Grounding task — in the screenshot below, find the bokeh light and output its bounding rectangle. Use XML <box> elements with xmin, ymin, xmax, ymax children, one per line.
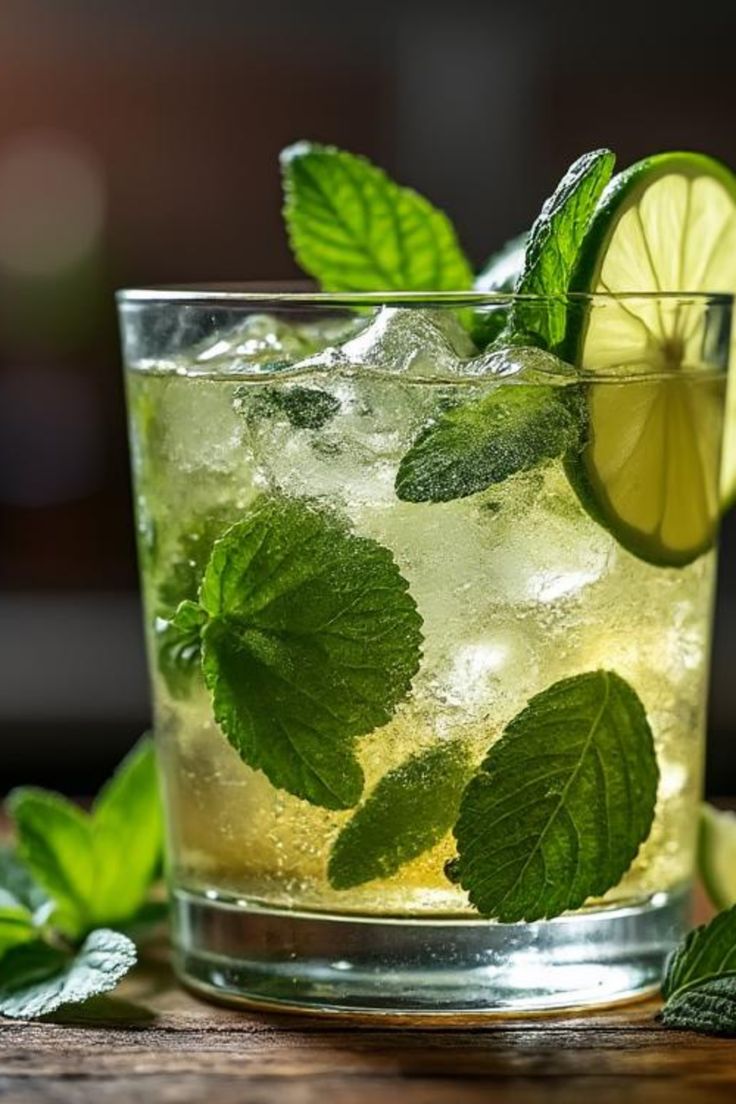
<box><xmin>0</xmin><ymin>130</ymin><xmax>105</xmax><ymax>279</ymax></box>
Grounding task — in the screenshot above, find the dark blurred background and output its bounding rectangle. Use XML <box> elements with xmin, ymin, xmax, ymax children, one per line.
<box><xmin>1</xmin><ymin>0</ymin><xmax>735</xmax><ymax>793</ymax></box>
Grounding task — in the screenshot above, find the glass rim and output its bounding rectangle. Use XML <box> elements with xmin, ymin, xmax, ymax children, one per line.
<box><xmin>116</xmin><ymin>283</ymin><xmax>734</xmax><ymax>309</ymax></box>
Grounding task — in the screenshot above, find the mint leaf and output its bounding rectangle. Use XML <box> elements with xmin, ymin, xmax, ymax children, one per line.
<box><xmin>8</xmin><ymin>738</ymin><xmax>163</xmax><ymax>938</ymax></box>
<box><xmin>0</xmin><ymin>929</ymin><xmax>136</xmax><ymax>1020</ymax></box>
<box><xmin>90</xmin><ymin>738</ymin><xmax>163</xmax><ymax>924</ymax></box>
<box><xmin>200</xmin><ymin>494</ymin><xmax>423</xmax><ymax>809</ymax></box>
<box><xmin>7</xmin><ymin>790</ymin><xmax>95</xmax><ymax>938</ymax></box>
<box><xmin>395</xmin><ymin>378</ymin><xmax>580</xmax><ymax>503</ymax></box>
<box><xmin>512</xmin><ymin>149</ymin><xmax>615</xmax><ymax>348</ymax></box>
<box><xmin>663</xmin><ymin>906</ymin><xmax>736</xmax><ymax>1000</ymax></box>
<box><xmin>0</xmin><ymin>850</ymin><xmax>52</xmax><ymax>953</ymax></box>
<box><xmin>328</xmin><ymin>742</ymin><xmax>474</xmax><ymax>889</ymax></box>
<box><xmin>661</xmin><ymin>977</ymin><xmax>736</xmax><ymax>1036</ymax></box>
<box><xmin>659</xmin><ymin>908</ymin><xmax>736</xmax><ymax>1035</ymax></box>
<box><xmin>250</xmin><ymin>385</ymin><xmax>341</xmax><ymax>431</ymax></box>
<box><xmin>452</xmin><ymin>670</ymin><xmax>658</xmax><ymax>922</ymax></box>
<box><xmin>281</xmin><ymin>141</ymin><xmax>473</xmax><ymax>292</ymax></box>
<box><xmin>155</xmin><ymin>508</ymin><xmax>235</xmax><ymax>698</ymax></box>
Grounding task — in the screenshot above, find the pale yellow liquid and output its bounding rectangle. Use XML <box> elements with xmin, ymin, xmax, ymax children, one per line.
<box><xmin>128</xmin><ymin>366</ymin><xmax>720</xmax><ymax>917</ymax></box>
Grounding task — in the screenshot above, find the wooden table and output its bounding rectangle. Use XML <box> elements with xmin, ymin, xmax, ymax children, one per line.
<box><xmin>2</xmin><ymin>901</ymin><xmax>735</xmax><ymax>1104</ymax></box>
<box><xmin>0</xmin><ymin>787</ymin><xmax>733</xmax><ymax>1104</ymax></box>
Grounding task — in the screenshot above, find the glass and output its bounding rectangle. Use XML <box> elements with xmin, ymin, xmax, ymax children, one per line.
<box><xmin>118</xmin><ymin>288</ymin><xmax>731</xmax><ymax>1015</ymax></box>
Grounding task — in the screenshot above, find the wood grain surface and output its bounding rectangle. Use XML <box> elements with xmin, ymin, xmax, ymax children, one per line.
<box><xmin>0</xmin><ymin>857</ymin><xmax>734</xmax><ymax>1101</ymax></box>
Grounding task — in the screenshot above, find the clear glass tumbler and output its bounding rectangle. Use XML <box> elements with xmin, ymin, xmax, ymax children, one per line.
<box><xmin>118</xmin><ymin>289</ymin><xmax>731</xmax><ymax>1015</ymax></box>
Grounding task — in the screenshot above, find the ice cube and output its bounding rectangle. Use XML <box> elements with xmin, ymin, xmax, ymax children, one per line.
<box><xmin>483</xmin><ymin>466</ymin><xmax>613</xmax><ymax>606</ymax></box>
<box><xmin>190</xmin><ymin>314</ymin><xmax>358</xmax><ymax>376</ymax></box>
<box><xmin>463</xmin><ymin>344</ymin><xmax>575</xmax><ymax>381</ymax></box>
<box><xmin>298</xmin><ymin>306</ymin><xmax>476</xmax><ymax>378</ymax></box>
<box><xmin>248</xmin><ymin>308</ymin><xmax>480</xmax><ymax>506</ymax></box>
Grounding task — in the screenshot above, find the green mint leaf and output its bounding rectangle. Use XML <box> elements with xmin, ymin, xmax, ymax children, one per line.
<box><xmin>452</xmin><ymin>670</ymin><xmax>658</xmax><ymax>921</ymax></box>
<box><xmin>281</xmin><ymin>141</ymin><xmax>473</xmax><ymax>292</ymax></box>
<box><xmin>660</xmin><ymin>908</ymin><xmax>736</xmax><ymax>1034</ymax></box>
<box><xmin>328</xmin><ymin>742</ymin><xmax>474</xmax><ymax>889</ymax></box>
<box><xmin>0</xmin><ymin>929</ymin><xmax>136</xmax><ymax>1020</ymax></box>
<box><xmin>0</xmin><ymin>850</ymin><xmax>52</xmax><ymax>953</ymax></box>
<box><xmin>7</xmin><ymin>789</ymin><xmax>95</xmax><ymax>939</ymax></box>
<box><xmin>90</xmin><ymin>737</ymin><xmax>164</xmax><ymax>924</ymax></box>
<box><xmin>199</xmin><ymin>493</ymin><xmax>423</xmax><ymax>810</ymax></box>
<box><xmin>663</xmin><ymin>906</ymin><xmax>736</xmax><ymax>1000</ymax></box>
<box><xmin>661</xmin><ymin>976</ymin><xmax>736</xmax><ymax>1036</ymax></box>
<box><xmin>513</xmin><ymin>149</ymin><xmax>615</xmax><ymax>348</ymax></box>
<box><xmin>7</xmin><ymin>739</ymin><xmax>163</xmax><ymax>938</ymax></box>
<box><xmin>395</xmin><ymin>378</ymin><xmax>580</xmax><ymax>503</ymax></box>
<box><xmin>155</xmin><ymin>508</ymin><xmax>235</xmax><ymax>699</ymax></box>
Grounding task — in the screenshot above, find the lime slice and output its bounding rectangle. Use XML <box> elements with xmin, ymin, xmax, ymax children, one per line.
<box><xmin>699</xmin><ymin>802</ymin><xmax>736</xmax><ymax>910</ymax></box>
<box><xmin>566</xmin><ymin>152</ymin><xmax>736</xmax><ymax>566</ymax></box>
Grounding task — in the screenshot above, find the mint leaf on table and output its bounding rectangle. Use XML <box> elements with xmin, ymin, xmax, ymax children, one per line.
<box><xmin>199</xmin><ymin>493</ymin><xmax>423</xmax><ymax>810</ymax></box>
<box><xmin>663</xmin><ymin>906</ymin><xmax>736</xmax><ymax>999</ymax></box>
<box><xmin>89</xmin><ymin>739</ymin><xmax>164</xmax><ymax>924</ymax></box>
<box><xmin>395</xmin><ymin>379</ymin><xmax>580</xmax><ymax>503</ymax></box>
<box><xmin>660</xmin><ymin>907</ymin><xmax>736</xmax><ymax>1035</ymax></box>
<box><xmin>155</xmin><ymin>508</ymin><xmax>235</xmax><ymax>699</ymax></box>
<box><xmin>328</xmin><ymin>742</ymin><xmax>473</xmax><ymax>889</ymax></box>
<box><xmin>661</xmin><ymin>977</ymin><xmax>736</xmax><ymax>1036</ymax></box>
<box><xmin>8</xmin><ymin>737</ymin><xmax>163</xmax><ymax>939</ymax></box>
<box><xmin>6</xmin><ymin>790</ymin><xmax>95</xmax><ymax>939</ymax></box>
<box><xmin>281</xmin><ymin>141</ymin><xmax>473</xmax><ymax>292</ymax></box>
<box><xmin>511</xmin><ymin>149</ymin><xmax>615</xmax><ymax>349</ymax></box>
<box><xmin>452</xmin><ymin>670</ymin><xmax>658</xmax><ymax>922</ymax></box>
<box><xmin>0</xmin><ymin>929</ymin><xmax>136</xmax><ymax>1021</ymax></box>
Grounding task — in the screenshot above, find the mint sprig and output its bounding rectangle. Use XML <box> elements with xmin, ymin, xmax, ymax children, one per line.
<box><xmin>328</xmin><ymin>742</ymin><xmax>473</xmax><ymax>890</ymax></box>
<box><xmin>200</xmin><ymin>494</ymin><xmax>423</xmax><ymax>809</ymax></box>
<box><xmin>8</xmin><ymin>738</ymin><xmax>163</xmax><ymax>939</ymax></box>
<box><xmin>0</xmin><ymin>740</ymin><xmax>163</xmax><ymax>1020</ymax></box>
<box><xmin>281</xmin><ymin>141</ymin><xmax>473</xmax><ymax>292</ymax></box>
<box><xmin>452</xmin><ymin>670</ymin><xmax>658</xmax><ymax>922</ymax></box>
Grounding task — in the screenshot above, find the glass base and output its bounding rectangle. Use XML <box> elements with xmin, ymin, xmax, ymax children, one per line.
<box><xmin>172</xmin><ymin>885</ymin><xmax>689</xmax><ymax>1017</ymax></box>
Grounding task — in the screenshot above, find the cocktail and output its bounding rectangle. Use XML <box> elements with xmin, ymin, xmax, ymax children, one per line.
<box><xmin>118</xmin><ymin>146</ymin><xmax>735</xmax><ymax>1013</ymax></box>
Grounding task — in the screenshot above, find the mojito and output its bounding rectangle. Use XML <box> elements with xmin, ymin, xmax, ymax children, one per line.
<box><xmin>119</xmin><ymin>144</ymin><xmax>736</xmax><ymax>1013</ymax></box>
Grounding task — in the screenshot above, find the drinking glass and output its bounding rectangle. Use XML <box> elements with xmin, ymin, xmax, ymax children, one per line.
<box><xmin>118</xmin><ymin>289</ymin><xmax>731</xmax><ymax>1014</ymax></box>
